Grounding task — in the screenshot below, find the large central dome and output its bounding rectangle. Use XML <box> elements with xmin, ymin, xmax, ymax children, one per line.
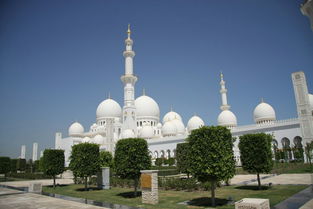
<box><xmin>135</xmin><ymin>95</ymin><xmax>160</xmax><ymax>118</ymax></box>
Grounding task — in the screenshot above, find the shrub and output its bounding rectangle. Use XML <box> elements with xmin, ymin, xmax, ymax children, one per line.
<box><xmin>155</xmin><ymin>158</ymin><xmax>164</xmax><ymax>167</ymax></box>
<box><xmin>16</xmin><ymin>158</ymin><xmax>26</xmax><ymax>172</ymax></box>
<box><xmin>0</xmin><ymin>157</ymin><xmax>11</xmax><ymax>180</ymax></box>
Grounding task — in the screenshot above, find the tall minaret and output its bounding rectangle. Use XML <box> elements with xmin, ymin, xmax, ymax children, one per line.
<box><xmin>121</xmin><ymin>25</ymin><xmax>138</xmax><ymax>135</ymax></box>
<box><xmin>219</xmin><ymin>72</ymin><xmax>230</xmax><ymax>111</ymax></box>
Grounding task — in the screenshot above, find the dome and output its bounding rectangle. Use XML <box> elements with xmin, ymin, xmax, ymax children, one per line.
<box><xmin>135</xmin><ymin>95</ymin><xmax>160</xmax><ymax>118</ymax></box>
<box><xmin>82</xmin><ymin>137</ymin><xmax>90</xmax><ymax>143</ymax></box>
<box><xmin>187</xmin><ymin>116</ymin><xmax>205</xmax><ymax>132</ymax></box>
<box><xmin>163</xmin><ymin>111</ymin><xmax>182</xmax><ymax>123</ymax></box>
<box><xmin>69</xmin><ymin>122</ymin><xmax>84</xmax><ymax>136</ymax></box>
<box><xmin>171</xmin><ymin>119</ymin><xmax>185</xmax><ymax>135</ymax></box>
<box><xmin>121</xmin><ymin>129</ymin><xmax>135</xmax><ymax>138</ymax></box>
<box><xmin>96</xmin><ymin>99</ymin><xmax>122</xmax><ymax>120</ymax></box>
<box><xmin>253</xmin><ymin>102</ymin><xmax>276</xmax><ymax>124</ymax></box>
<box><xmin>309</xmin><ymin>94</ymin><xmax>313</xmax><ymax>110</ymax></box>
<box><xmin>157</xmin><ymin>122</ymin><xmax>162</xmax><ymax>128</ymax></box>
<box><xmin>140</xmin><ymin>125</ymin><xmax>154</xmax><ymax>139</ymax></box>
<box><xmin>162</xmin><ymin>121</ymin><xmax>177</xmax><ymax>136</ymax></box>
<box><xmin>217</xmin><ymin>110</ymin><xmax>237</xmax><ymax>127</ymax></box>
<box><xmin>93</xmin><ymin>134</ymin><xmax>104</xmax><ymax>144</ymax></box>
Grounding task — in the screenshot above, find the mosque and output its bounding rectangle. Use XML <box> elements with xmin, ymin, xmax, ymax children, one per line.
<box><xmin>55</xmin><ymin>26</ymin><xmax>313</xmax><ymax>166</ymax></box>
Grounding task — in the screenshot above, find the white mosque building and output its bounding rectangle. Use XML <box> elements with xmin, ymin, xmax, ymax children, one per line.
<box><xmin>55</xmin><ymin>26</ymin><xmax>313</xmax><ymax>166</ymax></box>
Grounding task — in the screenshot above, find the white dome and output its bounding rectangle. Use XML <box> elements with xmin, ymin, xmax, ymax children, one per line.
<box><xmin>135</xmin><ymin>95</ymin><xmax>160</xmax><ymax>118</ymax></box>
<box><xmin>96</xmin><ymin>99</ymin><xmax>122</xmax><ymax>120</ymax></box>
<box><xmin>217</xmin><ymin>110</ymin><xmax>237</xmax><ymax>127</ymax></box>
<box><xmin>253</xmin><ymin>102</ymin><xmax>276</xmax><ymax>123</ymax></box>
<box><xmin>82</xmin><ymin>137</ymin><xmax>90</xmax><ymax>143</ymax></box>
<box><xmin>140</xmin><ymin>125</ymin><xmax>154</xmax><ymax>139</ymax></box>
<box><xmin>93</xmin><ymin>134</ymin><xmax>104</xmax><ymax>144</ymax></box>
<box><xmin>163</xmin><ymin>111</ymin><xmax>182</xmax><ymax>123</ymax></box>
<box><xmin>121</xmin><ymin>129</ymin><xmax>135</xmax><ymax>138</ymax></box>
<box><xmin>162</xmin><ymin>121</ymin><xmax>177</xmax><ymax>136</ymax></box>
<box><xmin>157</xmin><ymin>123</ymin><xmax>162</xmax><ymax>128</ymax></box>
<box><xmin>171</xmin><ymin>119</ymin><xmax>185</xmax><ymax>135</ymax></box>
<box><xmin>69</xmin><ymin>122</ymin><xmax>84</xmax><ymax>136</ymax></box>
<box><xmin>309</xmin><ymin>94</ymin><xmax>313</xmax><ymax>110</ymax></box>
<box><xmin>187</xmin><ymin>116</ymin><xmax>205</xmax><ymax>132</ymax></box>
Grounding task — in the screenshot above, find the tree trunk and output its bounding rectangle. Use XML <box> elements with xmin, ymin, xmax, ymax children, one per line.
<box><xmin>257</xmin><ymin>173</ymin><xmax>261</xmax><ymax>190</ymax></box>
<box><xmin>134</xmin><ymin>178</ymin><xmax>138</xmax><ymax>197</ymax></box>
<box><xmin>85</xmin><ymin>176</ymin><xmax>88</xmax><ymax>191</ymax></box>
<box><xmin>187</xmin><ymin>173</ymin><xmax>190</xmax><ymax>179</ymax></box>
<box><xmin>211</xmin><ymin>179</ymin><xmax>216</xmax><ymax>207</ymax></box>
<box><xmin>53</xmin><ymin>175</ymin><xmax>56</xmax><ymax>189</ymax></box>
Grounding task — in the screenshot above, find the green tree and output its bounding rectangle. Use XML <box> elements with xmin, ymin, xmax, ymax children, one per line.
<box><xmin>305</xmin><ymin>141</ymin><xmax>313</xmax><ymax>165</ymax></box>
<box><xmin>0</xmin><ymin>157</ymin><xmax>11</xmax><ymax>180</ymax></box>
<box><xmin>155</xmin><ymin>158</ymin><xmax>164</xmax><ymax>167</ymax></box>
<box><xmin>16</xmin><ymin>158</ymin><xmax>26</xmax><ymax>172</ymax></box>
<box><xmin>239</xmin><ymin>133</ymin><xmax>273</xmax><ymax>190</ymax></box>
<box><xmin>34</xmin><ymin>160</ymin><xmax>40</xmax><ymax>172</ymax></box>
<box><xmin>99</xmin><ymin>151</ymin><xmax>113</xmax><ymax>168</ymax></box>
<box><xmin>10</xmin><ymin>159</ymin><xmax>18</xmax><ymax>173</ymax></box>
<box><xmin>114</xmin><ymin>138</ymin><xmax>151</xmax><ymax>196</ymax></box>
<box><xmin>42</xmin><ymin>149</ymin><xmax>65</xmax><ymax>188</ymax></box>
<box><xmin>166</xmin><ymin>157</ymin><xmax>175</xmax><ymax>166</ymax></box>
<box><xmin>69</xmin><ymin>143</ymin><xmax>100</xmax><ymax>191</ymax></box>
<box><xmin>187</xmin><ymin>126</ymin><xmax>236</xmax><ymax>207</ymax></box>
<box><xmin>176</xmin><ymin>143</ymin><xmax>191</xmax><ymax>178</ymax></box>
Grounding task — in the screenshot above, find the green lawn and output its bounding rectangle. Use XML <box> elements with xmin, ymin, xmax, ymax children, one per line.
<box><xmin>43</xmin><ymin>184</ymin><xmax>308</xmax><ymax>209</ymax></box>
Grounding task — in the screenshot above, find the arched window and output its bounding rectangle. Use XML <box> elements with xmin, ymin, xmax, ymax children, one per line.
<box><xmin>167</xmin><ymin>149</ymin><xmax>171</xmax><ymax>159</ymax></box>
<box><xmin>293</xmin><ymin>136</ymin><xmax>302</xmax><ymax>148</ymax></box>
<box><xmin>154</xmin><ymin>151</ymin><xmax>158</xmax><ymax>159</ymax></box>
<box><xmin>160</xmin><ymin>150</ymin><xmax>165</xmax><ymax>158</ymax></box>
<box><xmin>281</xmin><ymin>137</ymin><xmax>290</xmax><ymax>148</ymax></box>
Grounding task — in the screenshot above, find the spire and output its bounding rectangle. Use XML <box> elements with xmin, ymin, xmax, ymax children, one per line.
<box><xmin>143</xmin><ymin>88</ymin><xmax>146</xmax><ymax>96</ymax></box>
<box><xmin>219</xmin><ymin>72</ymin><xmax>230</xmax><ymax>111</ymax></box>
<box><xmin>108</xmin><ymin>92</ymin><xmax>111</xmax><ymax>99</ymax></box>
<box><xmin>127</xmin><ymin>24</ymin><xmax>131</xmax><ymax>39</ymax></box>
<box><xmin>170</xmin><ymin>105</ymin><xmax>173</xmax><ymax>112</ymax></box>
<box><xmin>220</xmin><ymin>71</ymin><xmax>224</xmax><ymax>81</ymax></box>
<box><xmin>261</xmin><ymin>98</ymin><xmax>264</xmax><ymax>103</ymax></box>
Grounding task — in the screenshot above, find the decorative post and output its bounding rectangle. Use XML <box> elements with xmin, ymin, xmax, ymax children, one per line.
<box><xmin>140</xmin><ymin>170</ymin><xmax>158</xmax><ymax>204</ymax></box>
<box><xmin>97</xmin><ymin>167</ymin><xmax>110</xmax><ymax>190</ymax></box>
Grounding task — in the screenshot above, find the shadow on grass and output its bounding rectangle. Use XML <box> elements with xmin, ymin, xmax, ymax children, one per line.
<box><xmin>188</xmin><ymin>197</ymin><xmax>228</xmax><ymax>207</ymax></box>
<box><xmin>75</xmin><ymin>187</ymin><xmax>102</xmax><ymax>192</ymax></box>
<box><xmin>117</xmin><ymin>191</ymin><xmax>142</xmax><ymax>198</ymax></box>
<box><xmin>235</xmin><ymin>185</ymin><xmax>270</xmax><ymax>190</ymax></box>
<box><xmin>46</xmin><ymin>184</ymin><xmax>69</xmax><ymax>188</ymax></box>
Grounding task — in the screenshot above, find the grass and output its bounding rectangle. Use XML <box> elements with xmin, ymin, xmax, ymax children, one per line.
<box><xmin>43</xmin><ymin>184</ymin><xmax>308</xmax><ymax>209</ymax></box>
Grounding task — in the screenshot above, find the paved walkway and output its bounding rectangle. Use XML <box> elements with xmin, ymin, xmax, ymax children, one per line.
<box><xmin>0</xmin><ymin>178</ymin><xmax>73</xmax><ymax>188</ymax></box>
<box><xmin>274</xmin><ymin>186</ymin><xmax>313</xmax><ymax>209</ymax></box>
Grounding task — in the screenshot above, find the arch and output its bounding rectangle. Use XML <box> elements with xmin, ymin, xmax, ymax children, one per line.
<box><xmin>149</xmin><ymin>151</ymin><xmax>153</xmax><ymax>158</ymax></box>
<box><xmin>281</xmin><ymin>137</ymin><xmax>290</xmax><ymax>148</ymax></box>
<box><xmin>166</xmin><ymin>149</ymin><xmax>171</xmax><ymax>159</ymax></box>
<box><xmin>154</xmin><ymin>151</ymin><xmax>158</xmax><ymax>159</ymax></box>
<box><xmin>293</xmin><ymin>136</ymin><xmax>302</xmax><ymax>148</ymax></box>
<box><xmin>160</xmin><ymin>150</ymin><xmax>165</xmax><ymax>158</ymax></box>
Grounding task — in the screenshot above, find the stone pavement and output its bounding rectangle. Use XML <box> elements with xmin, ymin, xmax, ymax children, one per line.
<box><xmin>274</xmin><ymin>186</ymin><xmax>313</xmax><ymax>209</ymax></box>
<box><xmin>0</xmin><ymin>178</ymin><xmax>74</xmax><ymax>188</ymax></box>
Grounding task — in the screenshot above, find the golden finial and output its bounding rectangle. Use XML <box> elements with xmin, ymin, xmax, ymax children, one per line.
<box><xmin>127</xmin><ymin>24</ymin><xmax>131</xmax><ymax>39</ymax></box>
<box><xmin>220</xmin><ymin>71</ymin><xmax>224</xmax><ymax>81</ymax></box>
<box><xmin>108</xmin><ymin>92</ymin><xmax>111</xmax><ymax>99</ymax></box>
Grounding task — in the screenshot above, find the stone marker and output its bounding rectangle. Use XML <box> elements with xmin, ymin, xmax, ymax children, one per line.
<box><xmin>235</xmin><ymin>198</ymin><xmax>270</xmax><ymax>209</ymax></box>
<box><xmin>97</xmin><ymin>167</ymin><xmax>110</xmax><ymax>189</ymax></box>
<box><xmin>28</xmin><ymin>182</ymin><xmax>42</xmax><ymax>193</ymax></box>
<box><xmin>140</xmin><ymin>170</ymin><xmax>158</xmax><ymax>204</ymax></box>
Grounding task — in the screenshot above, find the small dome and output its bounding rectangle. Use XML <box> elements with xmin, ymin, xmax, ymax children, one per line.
<box><xmin>140</xmin><ymin>125</ymin><xmax>154</xmax><ymax>139</ymax></box>
<box><xmin>135</xmin><ymin>95</ymin><xmax>160</xmax><ymax>118</ymax></box>
<box><xmin>162</xmin><ymin>121</ymin><xmax>177</xmax><ymax>136</ymax></box>
<box><xmin>187</xmin><ymin>116</ymin><xmax>205</xmax><ymax>132</ymax></box>
<box><xmin>157</xmin><ymin>123</ymin><xmax>162</xmax><ymax>128</ymax></box>
<box><xmin>253</xmin><ymin>101</ymin><xmax>276</xmax><ymax>124</ymax></box>
<box><xmin>217</xmin><ymin>110</ymin><xmax>237</xmax><ymax>127</ymax></box>
<box><xmin>82</xmin><ymin>137</ymin><xmax>90</xmax><ymax>143</ymax></box>
<box><xmin>93</xmin><ymin>134</ymin><xmax>104</xmax><ymax>144</ymax></box>
<box><xmin>69</xmin><ymin>122</ymin><xmax>84</xmax><ymax>136</ymax></box>
<box><xmin>171</xmin><ymin>119</ymin><xmax>185</xmax><ymax>135</ymax></box>
<box><xmin>121</xmin><ymin>129</ymin><xmax>135</xmax><ymax>138</ymax></box>
<box><xmin>309</xmin><ymin>94</ymin><xmax>313</xmax><ymax>110</ymax></box>
<box><xmin>163</xmin><ymin>111</ymin><xmax>182</xmax><ymax>123</ymax></box>
<box><xmin>96</xmin><ymin>99</ymin><xmax>122</xmax><ymax>120</ymax></box>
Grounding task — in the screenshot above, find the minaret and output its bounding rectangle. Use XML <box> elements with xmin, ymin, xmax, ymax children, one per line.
<box><xmin>121</xmin><ymin>25</ymin><xmax>138</xmax><ymax>135</ymax></box>
<box><xmin>20</xmin><ymin>145</ymin><xmax>26</xmax><ymax>159</ymax></box>
<box><xmin>32</xmin><ymin>142</ymin><xmax>38</xmax><ymax>161</ymax></box>
<box><xmin>219</xmin><ymin>72</ymin><xmax>230</xmax><ymax>111</ymax></box>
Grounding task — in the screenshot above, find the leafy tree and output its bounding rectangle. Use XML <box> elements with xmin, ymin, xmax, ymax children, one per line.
<box><xmin>155</xmin><ymin>158</ymin><xmax>164</xmax><ymax>167</ymax></box>
<box><xmin>10</xmin><ymin>159</ymin><xmax>18</xmax><ymax>173</ymax></box>
<box><xmin>34</xmin><ymin>160</ymin><xmax>40</xmax><ymax>172</ymax></box>
<box><xmin>42</xmin><ymin>149</ymin><xmax>65</xmax><ymax>188</ymax></box>
<box><xmin>239</xmin><ymin>133</ymin><xmax>273</xmax><ymax>190</ymax></box>
<box><xmin>187</xmin><ymin>126</ymin><xmax>235</xmax><ymax>207</ymax></box>
<box><xmin>305</xmin><ymin>141</ymin><xmax>313</xmax><ymax>164</ymax></box>
<box><xmin>16</xmin><ymin>158</ymin><xmax>26</xmax><ymax>172</ymax></box>
<box><xmin>114</xmin><ymin>138</ymin><xmax>151</xmax><ymax>196</ymax></box>
<box><xmin>70</xmin><ymin>143</ymin><xmax>100</xmax><ymax>191</ymax></box>
<box><xmin>166</xmin><ymin>157</ymin><xmax>175</xmax><ymax>166</ymax></box>
<box><xmin>99</xmin><ymin>151</ymin><xmax>113</xmax><ymax>168</ymax></box>
<box><xmin>0</xmin><ymin>157</ymin><xmax>11</xmax><ymax>180</ymax></box>
<box><xmin>176</xmin><ymin>143</ymin><xmax>191</xmax><ymax>178</ymax></box>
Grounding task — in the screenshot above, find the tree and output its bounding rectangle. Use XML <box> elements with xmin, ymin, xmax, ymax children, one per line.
<box><xmin>42</xmin><ymin>149</ymin><xmax>65</xmax><ymax>188</ymax></box>
<box><xmin>34</xmin><ymin>160</ymin><xmax>40</xmax><ymax>172</ymax></box>
<box><xmin>114</xmin><ymin>138</ymin><xmax>151</xmax><ymax>196</ymax></box>
<box><xmin>99</xmin><ymin>151</ymin><xmax>113</xmax><ymax>168</ymax></box>
<box><xmin>155</xmin><ymin>158</ymin><xmax>164</xmax><ymax>167</ymax></box>
<box><xmin>69</xmin><ymin>143</ymin><xmax>100</xmax><ymax>191</ymax></box>
<box><xmin>16</xmin><ymin>158</ymin><xmax>26</xmax><ymax>172</ymax></box>
<box><xmin>239</xmin><ymin>133</ymin><xmax>273</xmax><ymax>190</ymax></box>
<box><xmin>305</xmin><ymin>141</ymin><xmax>313</xmax><ymax>164</ymax></box>
<box><xmin>166</xmin><ymin>157</ymin><xmax>175</xmax><ymax>166</ymax></box>
<box><xmin>176</xmin><ymin>143</ymin><xmax>191</xmax><ymax>178</ymax></box>
<box><xmin>187</xmin><ymin>126</ymin><xmax>236</xmax><ymax>207</ymax></box>
<box><xmin>10</xmin><ymin>159</ymin><xmax>18</xmax><ymax>173</ymax></box>
<box><xmin>0</xmin><ymin>157</ymin><xmax>11</xmax><ymax>180</ymax></box>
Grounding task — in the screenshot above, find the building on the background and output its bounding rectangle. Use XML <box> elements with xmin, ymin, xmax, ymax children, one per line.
<box><xmin>55</xmin><ymin>26</ymin><xmax>313</xmax><ymax>166</ymax></box>
<box><xmin>301</xmin><ymin>0</ymin><xmax>313</xmax><ymax>31</ymax></box>
<box><xmin>40</xmin><ymin>151</ymin><xmax>43</xmax><ymax>158</ymax></box>
<box><xmin>20</xmin><ymin>145</ymin><xmax>26</xmax><ymax>159</ymax></box>
<box><xmin>32</xmin><ymin>142</ymin><xmax>38</xmax><ymax>161</ymax></box>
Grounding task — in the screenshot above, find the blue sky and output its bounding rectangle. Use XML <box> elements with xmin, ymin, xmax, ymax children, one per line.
<box><xmin>1</xmin><ymin>0</ymin><xmax>312</xmax><ymax>159</ymax></box>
